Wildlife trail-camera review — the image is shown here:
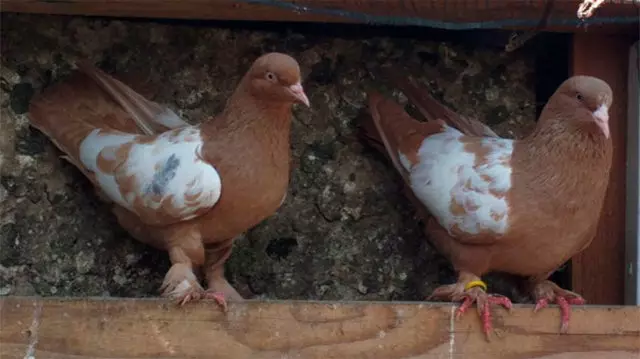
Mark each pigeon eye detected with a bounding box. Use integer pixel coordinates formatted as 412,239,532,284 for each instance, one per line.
265,72,276,82
576,93,584,101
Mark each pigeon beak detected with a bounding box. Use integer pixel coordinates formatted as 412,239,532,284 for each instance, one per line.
288,82,310,107
592,103,610,139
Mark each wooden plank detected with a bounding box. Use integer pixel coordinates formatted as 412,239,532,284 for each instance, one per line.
626,40,640,305
570,34,636,305
1,297,639,359
0,0,638,34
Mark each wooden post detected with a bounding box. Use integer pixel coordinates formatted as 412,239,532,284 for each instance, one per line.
1,297,639,359
570,34,636,305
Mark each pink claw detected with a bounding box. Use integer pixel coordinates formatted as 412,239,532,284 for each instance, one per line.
534,295,584,333
179,292,195,306
480,296,512,338
204,291,228,312
455,294,511,340
568,297,586,305
489,295,513,311
456,297,473,319
481,302,492,337
557,296,571,333
534,298,549,312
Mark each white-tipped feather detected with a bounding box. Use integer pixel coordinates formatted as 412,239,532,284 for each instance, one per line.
79,126,222,225
407,126,513,236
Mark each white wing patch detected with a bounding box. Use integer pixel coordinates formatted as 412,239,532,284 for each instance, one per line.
402,125,513,236
79,126,221,225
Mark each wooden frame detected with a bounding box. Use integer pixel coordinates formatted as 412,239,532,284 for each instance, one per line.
1,1,636,304
1,2,639,357
1,297,640,358
1,0,639,34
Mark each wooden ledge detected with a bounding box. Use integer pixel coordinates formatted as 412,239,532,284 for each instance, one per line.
1,0,639,34
1,297,639,359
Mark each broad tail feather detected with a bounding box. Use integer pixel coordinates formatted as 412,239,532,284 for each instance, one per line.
360,91,440,224
75,61,189,135
27,71,147,174
381,69,498,138
362,91,445,184
29,73,108,163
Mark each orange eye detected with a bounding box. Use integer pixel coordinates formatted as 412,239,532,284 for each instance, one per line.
265,72,276,82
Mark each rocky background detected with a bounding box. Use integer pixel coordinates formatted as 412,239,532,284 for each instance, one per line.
0,13,558,302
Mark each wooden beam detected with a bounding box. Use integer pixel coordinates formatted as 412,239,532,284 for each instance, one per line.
1,297,639,359
625,40,640,305
570,34,636,305
1,0,638,34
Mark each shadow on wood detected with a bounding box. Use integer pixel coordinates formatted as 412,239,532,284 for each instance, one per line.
1,297,639,358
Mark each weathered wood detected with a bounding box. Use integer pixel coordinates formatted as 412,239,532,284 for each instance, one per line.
1,0,638,34
625,41,640,305
570,33,636,305
1,297,639,359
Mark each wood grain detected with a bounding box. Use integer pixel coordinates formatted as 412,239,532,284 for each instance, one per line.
570,34,636,305
1,297,639,359
0,0,638,34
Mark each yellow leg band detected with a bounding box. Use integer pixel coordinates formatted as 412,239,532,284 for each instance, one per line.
465,280,488,292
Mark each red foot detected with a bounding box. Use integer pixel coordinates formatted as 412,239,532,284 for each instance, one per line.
456,292,512,340
534,295,585,333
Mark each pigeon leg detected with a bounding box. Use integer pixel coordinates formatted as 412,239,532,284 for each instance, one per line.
203,240,244,306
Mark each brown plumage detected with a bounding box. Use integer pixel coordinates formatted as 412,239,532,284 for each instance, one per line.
361,73,613,339
28,52,310,309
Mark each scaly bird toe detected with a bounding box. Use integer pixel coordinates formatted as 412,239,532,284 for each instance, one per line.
203,290,228,312
176,286,204,306
169,286,228,312
159,263,226,312
532,280,585,333
430,279,512,341
456,289,512,340
160,263,203,304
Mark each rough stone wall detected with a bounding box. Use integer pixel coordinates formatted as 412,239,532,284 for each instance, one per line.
0,13,537,301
